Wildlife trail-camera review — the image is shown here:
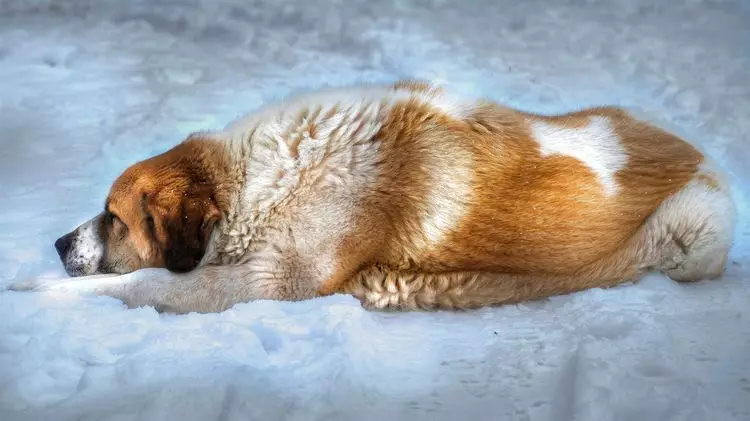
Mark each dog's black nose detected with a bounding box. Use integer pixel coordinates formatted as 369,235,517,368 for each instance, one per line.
54,233,74,258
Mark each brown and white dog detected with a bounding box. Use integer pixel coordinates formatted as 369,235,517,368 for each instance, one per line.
14,81,736,313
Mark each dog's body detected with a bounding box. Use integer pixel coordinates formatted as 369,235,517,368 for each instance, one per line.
22,81,736,313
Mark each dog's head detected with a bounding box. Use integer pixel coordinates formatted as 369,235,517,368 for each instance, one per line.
55,138,225,277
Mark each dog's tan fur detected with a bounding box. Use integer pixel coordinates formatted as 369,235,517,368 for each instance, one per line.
34,81,735,313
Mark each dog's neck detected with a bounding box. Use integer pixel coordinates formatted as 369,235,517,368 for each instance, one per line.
194,128,286,266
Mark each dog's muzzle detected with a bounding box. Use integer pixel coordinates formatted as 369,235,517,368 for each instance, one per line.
54,216,104,277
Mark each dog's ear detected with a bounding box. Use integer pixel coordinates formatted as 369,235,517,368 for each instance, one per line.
162,193,220,273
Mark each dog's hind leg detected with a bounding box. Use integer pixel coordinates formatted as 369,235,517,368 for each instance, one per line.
343,267,640,311
644,160,736,282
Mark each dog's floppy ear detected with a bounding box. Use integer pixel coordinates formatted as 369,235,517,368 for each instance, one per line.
162,193,221,273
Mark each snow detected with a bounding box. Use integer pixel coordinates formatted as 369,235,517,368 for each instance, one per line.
1,0,749,419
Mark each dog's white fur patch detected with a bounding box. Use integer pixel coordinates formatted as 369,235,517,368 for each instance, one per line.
66,218,104,275
530,116,627,196
212,93,385,265
416,156,473,251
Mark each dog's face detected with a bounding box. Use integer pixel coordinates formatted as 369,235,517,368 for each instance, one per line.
54,141,222,277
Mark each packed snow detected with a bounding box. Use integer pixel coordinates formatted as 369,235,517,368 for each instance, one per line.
1,0,749,420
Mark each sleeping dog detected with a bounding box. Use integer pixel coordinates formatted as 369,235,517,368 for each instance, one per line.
13,81,736,313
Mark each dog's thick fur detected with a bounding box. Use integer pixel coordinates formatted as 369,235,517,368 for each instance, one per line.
26,81,736,313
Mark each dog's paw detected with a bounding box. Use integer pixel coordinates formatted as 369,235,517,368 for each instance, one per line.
7,279,35,292
7,274,118,294
8,278,70,292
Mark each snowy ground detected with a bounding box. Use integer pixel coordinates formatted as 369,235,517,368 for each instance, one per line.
1,0,749,420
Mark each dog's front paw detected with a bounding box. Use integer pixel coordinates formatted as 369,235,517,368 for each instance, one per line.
7,274,119,294
6,277,74,292
7,278,47,292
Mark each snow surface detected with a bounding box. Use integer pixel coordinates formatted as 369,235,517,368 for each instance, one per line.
1,0,749,420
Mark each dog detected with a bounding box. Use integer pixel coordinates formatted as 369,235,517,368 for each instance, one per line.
12,81,736,313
